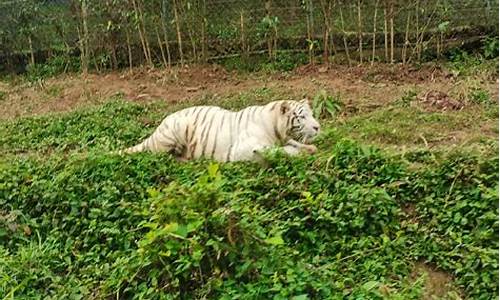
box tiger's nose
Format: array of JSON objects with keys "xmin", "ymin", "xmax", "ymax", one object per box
[{"xmin": 313, "ymin": 126, "xmax": 320, "ymax": 132}]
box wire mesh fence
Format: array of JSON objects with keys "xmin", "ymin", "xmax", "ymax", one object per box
[{"xmin": 0, "ymin": 0, "xmax": 498, "ymax": 73}]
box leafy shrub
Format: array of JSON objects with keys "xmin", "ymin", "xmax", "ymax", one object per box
[
  {"xmin": 482, "ymin": 37, "xmax": 499, "ymax": 59},
  {"xmin": 25, "ymin": 55, "xmax": 80, "ymax": 82},
  {"xmin": 312, "ymin": 89, "xmax": 343, "ymax": 119},
  {"xmin": 468, "ymin": 87, "xmax": 492, "ymax": 104},
  {"xmin": 0, "ymin": 101, "xmax": 497, "ymax": 299}
]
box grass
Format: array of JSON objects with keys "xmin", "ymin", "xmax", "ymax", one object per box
[{"xmin": 0, "ymin": 85, "xmax": 498, "ymax": 299}]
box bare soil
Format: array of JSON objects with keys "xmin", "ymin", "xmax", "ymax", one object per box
[
  {"xmin": 412, "ymin": 262, "xmax": 464, "ymax": 300},
  {"xmin": 1, "ymin": 63, "xmax": 496, "ymax": 120}
]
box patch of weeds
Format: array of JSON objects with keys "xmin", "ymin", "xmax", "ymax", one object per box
[
  {"xmin": 394, "ymin": 89, "xmax": 418, "ymax": 108},
  {"xmin": 312, "ymin": 89, "xmax": 343, "ymax": 119},
  {"xmin": 468, "ymin": 87, "xmax": 492, "ymax": 105},
  {"xmin": 0, "ymin": 91, "xmax": 6, "ymax": 101},
  {"xmin": 482, "ymin": 36, "xmax": 499, "ymax": 59},
  {"xmin": 0, "ymin": 98, "xmax": 498, "ymax": 299},
  {"xmin": 264, "ymin": 51, "xmax": 308, "ymax": 72},
  {"xmin": 25, "ymin": 55, "xmax": 80, "ymax": 82},
  {"xmin": 44, "ymin": 84, "xmax": 63, "ymax": 98}
]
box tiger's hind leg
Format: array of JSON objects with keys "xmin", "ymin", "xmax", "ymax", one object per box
[{"xmin": 122, "ymin": 121, "xmax": 180, "ymax": 155}]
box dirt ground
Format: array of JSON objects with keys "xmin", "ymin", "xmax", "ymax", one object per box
[
  {"xmin": 1, "ymin": 63, "xmax": 496, "ymax": 298},
  {"xmin": 1, "ymin": 63, "xmax": 497, "ymax": 120}
]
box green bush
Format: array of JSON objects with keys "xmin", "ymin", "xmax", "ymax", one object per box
[{"xmin": 0, "ymin": 101, "xmax": 498, "ymax": 299}]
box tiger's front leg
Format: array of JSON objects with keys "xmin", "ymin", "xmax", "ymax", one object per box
[{"xmin": 285, "ymin": 139, "xmax": 318, "ymax": 154}]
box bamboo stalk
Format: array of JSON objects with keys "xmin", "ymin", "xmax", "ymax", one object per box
[
  {"xmin": 357, "ymin": 0, "xmax": 363, "ymax": 63},
  {"xmin": 138, "ymin": 0, "xmax": 152, "ymax": 66},
  {"xmin": 384, "ymin": 6, "xmax": 388, "ymax": 62},
  {"xmin": 125, "ymin": 27, "xmax": 133, "ymax": 70},
  {"xmin": 201, "ymin": 0, "xmax": 207, "ymax": 62},
  {"xmin": 155, "ymin": 24, "xmax": 168, "ymax": 68},
  {"xmin": 183, "ymin": 1, "xmax": 197, "ymax": 63},
  {"xmin": 389, "ymin": 0, "xmax": 394, "ymax": 64},
  {"xmin": 28, "ymin": 35, "xmax": 35, "ymax": 65},
  {"xmin": 402, "ymin": 10, "xmax": 411, "ymax": 64},
  {"xmin": 131, "ymin": 0, "xmax": 149, "ymax": 66},
  {"xmin": 240, "ymin": 11, "xmax": 247, "ymax": 59},
  {"xmin": 415, "ymin": 0, "xmax": 420, "ymax": 61},
  {"xmin": 265, "ymin": 0, "xmax": 273, "ymax": 60},
  {"xmin": 160, "ymin": 0, "xmax": 172, "ymax": 68},
  {"xmin": 308, "ymin": 0, "xmax": 314, "ymax": 64},
  {"xmin": 320, "ymin": 0, "xmax": 334, "ymax": 63},
  {"xmin": 173, "ymin": 0, "xmax": 184, "ymax": 66},
  {"xmin": 339, "ymin": 5, "xmax": 351, "ymax": 66},
  {"xmin": 408, "ymin": 0, "xmax": 440, "ymax": 63},
  {"xmin": 329, "ymin": 0, "xmax": 337, "ymax": 59},
  {"xmin": 371, "ymin": 0, "xmax": 379, "ymax": 65},
  {"xmin": 81, "ymin": 0, "xmax": 89, "ymax": 75}
]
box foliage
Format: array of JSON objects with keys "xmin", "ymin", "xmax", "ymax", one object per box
[
  {"xmin": 482, "ymin": 37, "xmax": 499, "ymax": 59},
  {"xmin": 394, "ymin": 90, "xmax": 417, "ymax": 108},
  {"xmin": 0, "ymin": 100, "xmax": 498, "ymax": 299},
  {"xmin": 312, "ymin": 89, "xmax": 343, "ymax": 119},
  {"xmin": 0, "ymin": 0, "xmax": 497, "ymax": 74},
  {"xmin": 25, "ymin": 55, "xmax": 81, "ymax": 82},
  {"xmin": 468, "ymin": 87, "xmax": 492, "ymax": 105}
]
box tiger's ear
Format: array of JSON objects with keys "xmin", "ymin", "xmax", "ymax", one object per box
[
  {"xmin": 280, "ymin": 102, "xmax": 290, "ymax": 114},
  {"xmin": 299, "ymin": 98, "xmax": 311, "ymax": 106}
]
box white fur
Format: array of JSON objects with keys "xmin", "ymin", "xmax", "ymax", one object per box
[{"xmin": 120, "ymin": 99, "xmax": 320, "ymax": 162}]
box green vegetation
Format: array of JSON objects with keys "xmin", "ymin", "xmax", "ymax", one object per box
[
  {"xmin": 312, "ymin": 89, "xmax": 343, "ymax": 119},
  {"xmin": 0, "ymin": 91, "xmax": 497, "ymax": 298},
  {"xmin": 0, "ymin": 0, "xmax": 498, "ymax": 75}
]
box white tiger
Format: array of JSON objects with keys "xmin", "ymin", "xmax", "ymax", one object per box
[{"xmin": 119, "ymin": 99, "xmax": 321, "ymax": 162}]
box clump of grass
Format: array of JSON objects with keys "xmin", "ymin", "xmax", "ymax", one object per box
[
  {"xmin": 0, "ymin": 98, "xmax": 498, "ymax": 299},
  {"xmin": 312, "ymin": 89, "xmax": 343, "ymax": 119}
]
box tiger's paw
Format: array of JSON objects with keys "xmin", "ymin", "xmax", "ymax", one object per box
[{"xmin": 302, "ymin": 144, "xmax": 318, "ymax": 154}]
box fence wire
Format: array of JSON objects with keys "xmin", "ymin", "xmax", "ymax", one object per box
[{"xmin": 0, "ymin": 0, "xmax": 498, "ymax": 72}]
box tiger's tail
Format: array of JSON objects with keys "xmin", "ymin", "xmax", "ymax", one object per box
[{"xmin": 116, "ymin": 137, "xmax": 151, "ymax": 155}]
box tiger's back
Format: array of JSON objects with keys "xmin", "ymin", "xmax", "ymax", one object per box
[
  {"xmin": 121, "ymin": 100, "xmax": 320, "ymax": 162},
  {"xmin": 123, "ymin": 104, "xmax": 270, "ymax": 161}
]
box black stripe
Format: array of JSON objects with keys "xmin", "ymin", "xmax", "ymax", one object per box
[
  {"xmin": 226, "ymin": 144, "xmax": 233, "ymax": 162},
  {"xmin": 235, "ymin": 110, "xmax": 244, "ymax": 131},
  {"xmin": 273, "ymin": 123, "xmax": 282, "ymax": 141},
  {"xmin": 158, "ymin": 129, "xmax": 176, "ymax": 144},
  {"xmin": 189, "ymin": 140, "xmax": 197, "ymax": 159},
  {"xmin": 192, "ymin": 107, "xmax": 204, "ymax": 126},
  {"xmin": 210, "ymin": 115, "xmax": 226, "ymax": 158},
  {"xmin": 201, "ymin": 112, "xmax": 217, "ymax": 156},
  {"xmin": 184, "ymin": 125, "xmax": 189, "ymax": 142},
  {"xmin": 241, "ymin": 109, "xmax": 251, "ymax": 131},
  {"xmin": 199, "ymin": 108, "xmax": 211, "ymax": 127}
]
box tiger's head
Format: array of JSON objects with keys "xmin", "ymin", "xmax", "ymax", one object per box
[{"xmin": 277, "ymin": 99, "xmax": 320, "ymax": 143}]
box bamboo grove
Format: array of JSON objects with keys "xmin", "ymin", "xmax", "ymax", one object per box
[{"xmin": 0, "ymin": 0, "xmax": 498, "ymax": 73}]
